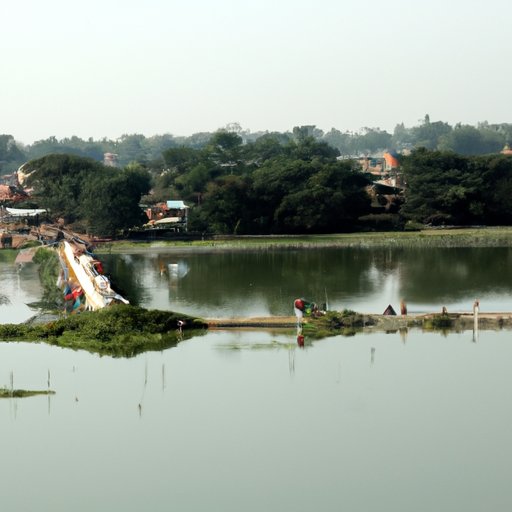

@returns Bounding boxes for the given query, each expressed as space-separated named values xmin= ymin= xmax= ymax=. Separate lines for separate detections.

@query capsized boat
xmin=57 ymin=239 xmax=129 ymax=311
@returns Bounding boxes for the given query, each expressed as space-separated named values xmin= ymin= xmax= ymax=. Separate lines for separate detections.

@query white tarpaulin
xmin=5 ymin=208 xmax=47 ymax=217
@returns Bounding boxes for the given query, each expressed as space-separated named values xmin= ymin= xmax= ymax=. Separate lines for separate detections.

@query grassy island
xmin=0 ymin=305 xmax=207 ymax=357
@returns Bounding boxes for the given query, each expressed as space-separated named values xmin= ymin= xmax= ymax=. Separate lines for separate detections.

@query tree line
xmin=16 ymin=136 xmax=371 ymax=236
xmin=401 ymin=148 xmax=512 ymax=226
xmin=2 ymin=116 xmax=512 ymax=175
xmin=6 ymin=130 xmax=512 ymax=236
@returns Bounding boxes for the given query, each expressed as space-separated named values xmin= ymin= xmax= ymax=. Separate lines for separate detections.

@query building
xmin=144 ymin=200 xmax=189 ymax=232
xmin=501 ymin=144 xmax=512 ymax=156
xmin=0 ymin=184 xmax=27 ymax=204
xmin=103 ymin=153 xmax=119 ymax=167
xmin=383 ymin=150 xmax=400 ymax=171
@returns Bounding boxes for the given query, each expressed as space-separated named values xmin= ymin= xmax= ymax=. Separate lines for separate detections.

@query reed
xmin=94 ymin=228 xmax=512 ymax=254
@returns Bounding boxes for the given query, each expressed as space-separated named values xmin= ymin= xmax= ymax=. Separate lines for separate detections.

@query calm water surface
xmin=1 ymin=330 xmax=511 ymax=511
xmin=103 ymin=246 xmax=512 ymax=316
xmin=1 ymin=246 xmax=512 ymax=511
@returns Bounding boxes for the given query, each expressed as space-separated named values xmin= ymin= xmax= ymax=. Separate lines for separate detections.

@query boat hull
xmin=58 ymin=240 xmax=128 ymax=311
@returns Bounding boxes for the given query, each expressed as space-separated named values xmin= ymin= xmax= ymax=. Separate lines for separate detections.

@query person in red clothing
xmin=294 ymin=298 xmax=305 ymax=319
xmin=293 ymin=298 xmax=319 ymax=326
xmin=65 ymin=285 xmax=84 ymax=313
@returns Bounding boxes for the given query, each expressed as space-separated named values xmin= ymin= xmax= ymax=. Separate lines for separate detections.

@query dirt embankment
xmin=206 ymin=312 xmax=512 ymax=331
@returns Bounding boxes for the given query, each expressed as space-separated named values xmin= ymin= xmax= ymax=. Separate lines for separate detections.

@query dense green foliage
xmin=0 ymin=305 xmax=207 ymax=357
xmin=22 ymin=154 xmax=151 ymax=235
xmin=4 ymin=115 xmax=512 ymax=234
xmin=159 ymin=134 xmax=371 ymax=234
xmin=2 ymin=116 xmax=512 ymax=175
xmin=401 ymin=148 xmax=512 ymax=225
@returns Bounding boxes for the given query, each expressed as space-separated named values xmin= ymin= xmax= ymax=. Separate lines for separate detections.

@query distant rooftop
xmin=166 ymin=200 xmax=189 ymax=209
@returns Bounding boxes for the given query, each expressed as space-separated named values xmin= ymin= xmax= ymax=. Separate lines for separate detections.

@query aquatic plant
xmin=0 ymin=388 xmax=55 ymax=398
xmin=422 ymin=314 xmax=454 ymax=330
xmin=304 ymin=310 xmax=374 ymax=338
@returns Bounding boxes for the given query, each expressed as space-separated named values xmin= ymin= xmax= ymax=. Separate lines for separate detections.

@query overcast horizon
xmin=2 ymin=0 xmax=511 ymax=145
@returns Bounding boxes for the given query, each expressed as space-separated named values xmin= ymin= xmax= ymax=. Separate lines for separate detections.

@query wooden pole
xmin=473 ymin=299 xmax=479 ymax=342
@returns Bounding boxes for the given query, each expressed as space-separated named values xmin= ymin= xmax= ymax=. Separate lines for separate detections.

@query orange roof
xmin=383 ymin=152 xmax=399 ymax=168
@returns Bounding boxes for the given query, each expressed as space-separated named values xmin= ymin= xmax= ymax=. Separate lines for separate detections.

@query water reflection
xmin=101 ymin=246 xmax=512 ymax=318
xmin=0 ymin=256 xmax=43 ymax=323
xmin=2 ymin=330 xmax=512 ymax=512
xmin=2 ymin=246 xmax=512 ymax=512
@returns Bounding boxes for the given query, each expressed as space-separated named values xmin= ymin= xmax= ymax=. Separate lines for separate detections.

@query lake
xmin=102 ymin=246 xmax=512 ymax=316
xmin=1 ymin=246 xmax=512 ymax=511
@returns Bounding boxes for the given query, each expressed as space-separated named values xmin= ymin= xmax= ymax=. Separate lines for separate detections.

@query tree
xmin=438 ymin=125 xmax=504 ymax=155
xmin=391 ymin=123 xmax=414 ymax=150
xmin=322 ymin=128 xmax=353 ymax=156
xmin=410 ymin=116 xmax=452 ymax=149
xmin=162 ymin=146 xmax=200 ymax=173
xmin=292 ymin=125 xmax=324 ymax=142
xmin=289 ymin=136 xmax=340 ymax=161
xmin=0 ymin=134 xmax=26 ymax=173
xmin=115 ymin=134 xmax=149 ymax=166
xmin=273 ymin=162 xmax=370 ymax=233
xmin=356 ymin=128 xmax=393 ymax=154
xmin=400 ymin=148 xmax=496 ymax=225
xmin=196 ymin=175 xmax=252 ymax=234
xmin=207 ymin=130 xmax=244 ymax=168
xmin=23 ymin=153 xmax=151 ymax=234
xmin=23 ymin=154 xmax=107 ymax=222
xmin=252 ymin=153 xmax=370 ymax=234
xmin=80 ymin=167 xmax=151 ymax=236
xmin=244 ymin=134 xmax=289 ymax=162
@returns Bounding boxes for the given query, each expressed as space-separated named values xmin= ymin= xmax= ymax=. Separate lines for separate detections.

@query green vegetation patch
xmin=0 ymin=388 xmax=55 ymax=399
xmin=33 ymin=247 xmax=62 ymax=306
xmin=0 ymin=305 xmax=207 ymax=357
xmin=423 ymin=314 xmax=454 ymax=330
xmin=304 ymin=310 xmax=374 ymax=338
xmin=96 ymin=228 xmax=512 ymax=254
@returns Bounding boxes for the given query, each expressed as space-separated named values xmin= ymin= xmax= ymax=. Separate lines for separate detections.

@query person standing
xmin=294 ymin=298 xmax=305 ymax=324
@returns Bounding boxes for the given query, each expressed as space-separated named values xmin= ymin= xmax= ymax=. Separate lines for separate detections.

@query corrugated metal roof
xmin=166 ymin=200 xmax=188 ymax=209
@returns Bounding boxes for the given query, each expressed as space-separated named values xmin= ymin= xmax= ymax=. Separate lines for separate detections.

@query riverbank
xmin=3 ymin=230 xmax=512 ymax=356
xmin=5 ymin=309 xmax=509 ymax=358
xmin=93 ymin=227 xmax=512 ymax=253
xmin=4 ymin=226 xmax=512 ymax=254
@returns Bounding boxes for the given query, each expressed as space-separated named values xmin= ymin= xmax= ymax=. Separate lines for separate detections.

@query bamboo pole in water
xmin=473 ymin=299 xmax=479 ymax=342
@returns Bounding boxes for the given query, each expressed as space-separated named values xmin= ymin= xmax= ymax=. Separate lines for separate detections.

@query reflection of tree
xmin=100 ymin=254 xmax=145 ymax=306
xmin=398 ymin=247 xmax=512 ymax=302
xmin=104 ymin=249 xmax=384 ymax=315
xmin=101 ymin=247 xmax=512 ymax=315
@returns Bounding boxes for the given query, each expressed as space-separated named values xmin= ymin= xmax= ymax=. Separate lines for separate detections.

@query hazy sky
xmin=2 ymin=0 xmax=511 ymax=144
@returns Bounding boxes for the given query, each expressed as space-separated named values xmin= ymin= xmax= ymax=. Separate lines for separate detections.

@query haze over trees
xmin=2 ymin=116 xmax=512 ymax=176
xmin=3 ymin=116 xmax=512 ymax=236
